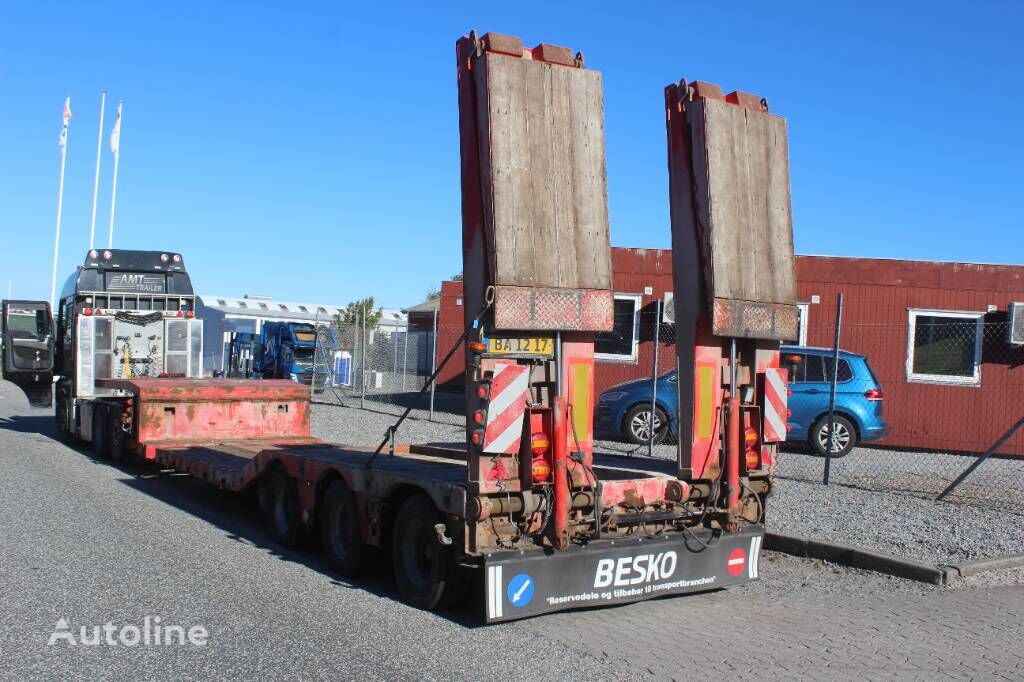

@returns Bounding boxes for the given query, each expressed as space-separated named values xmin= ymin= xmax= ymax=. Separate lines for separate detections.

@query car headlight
xmin=599 ymin=391 xmax=627 ymax=403
xmin=288 ymin=373 xmax=299 ymax=381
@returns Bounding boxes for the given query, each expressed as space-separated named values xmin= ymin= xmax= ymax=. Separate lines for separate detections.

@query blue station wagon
xmin=596 ymin=346 xmax=889 ymax=456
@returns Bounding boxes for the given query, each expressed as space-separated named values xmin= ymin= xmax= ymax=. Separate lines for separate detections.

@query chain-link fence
xmin=776 ymin=294 xmax=1024 ymax=514
xmin=310 ymin=311 xmax=464 ymax=425
xmin=306 ymin=298 xmax=1023 ymax=513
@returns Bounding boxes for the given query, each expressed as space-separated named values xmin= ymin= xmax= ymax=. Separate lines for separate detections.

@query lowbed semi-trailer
xmin=0 ymin=30 xmax=797 ymax=623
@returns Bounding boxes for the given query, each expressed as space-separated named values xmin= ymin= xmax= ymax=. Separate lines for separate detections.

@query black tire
xmin=320 ymin=479 xmax=369 ymax=577
xmin=391 ymin=494 xmax=461 ymax=611
xmin=810 ymin=414 xmax=857 ymax=458
xmin=55 ymin=389 xmax=74 ymax=441
xmin=261 ymin=467 xmax=302 ymax=547
xmin=109 ymin=407 xmax=129 ymax=462
xmin=622 ymin=404 xmax=669 ymax=445
xmin=91 ymin=406 xmax=110 ymax=459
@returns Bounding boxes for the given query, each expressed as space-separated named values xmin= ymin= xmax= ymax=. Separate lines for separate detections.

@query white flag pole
xmin=88 ymin=91 xmax=106 ymax=250
xmin=107 ymin=100 xmax=122 ymax=248
xmin=51 ymin=96 xmax=72 ymax=309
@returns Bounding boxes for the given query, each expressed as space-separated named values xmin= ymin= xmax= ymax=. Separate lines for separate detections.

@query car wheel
xmin=623 ymin=404 xmax=668 ymax=445
xmin=811 ymin=415 xmax=856 ymax=458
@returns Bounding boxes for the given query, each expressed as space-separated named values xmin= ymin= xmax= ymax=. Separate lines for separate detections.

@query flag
xmin=110 ymin=101 xmax=122 ymax=154
xmin=59 ymin=97 xmax=72 ymax=148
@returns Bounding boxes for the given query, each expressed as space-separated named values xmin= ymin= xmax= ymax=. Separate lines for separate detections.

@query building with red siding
xmin=424 ymin=249 xmax=1024 ymax=454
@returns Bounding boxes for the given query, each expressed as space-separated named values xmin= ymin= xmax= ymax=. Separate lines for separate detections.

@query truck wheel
xmin=623 ymin=404 xmax=668 ymax=445
xmin=320 ymin=479 xmax=368 ymax=577
xmin=91 ymin=407 xmax=110 ymax=459
xmin=392 ymin=494 xmax=458 ymax=611
xmin=261 ymin=468 xmax=301 ymax=547
xmin=810 ymin=415 xmax=856 ymax=458
xmin=55 ymin=390 xmax=74 ymax=441
xmin=109 ymin=409 xmax=129 ymax=462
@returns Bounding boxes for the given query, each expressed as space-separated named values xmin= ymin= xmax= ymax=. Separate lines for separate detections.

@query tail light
xmin=864 ymin=388 xmax=884 ymax=401
xmin=82 ymin=308 xmax=93 ymax=316
xmin=470 ymin=429 xmax=484 ymax=445
xmin=476 ymin=382 xmax=490 ymax=400
xmin=473 ymin=410 xmax=485 ymax=425
xmin=185 ymin=310 xmax=195 ymax=319
xmin=530 ymin=432 xmax=552 ymax=483
xmin=176 ymin=310 xmax=184 ymax=318
xmin=744 ymin=427 xmax=761 ymax=470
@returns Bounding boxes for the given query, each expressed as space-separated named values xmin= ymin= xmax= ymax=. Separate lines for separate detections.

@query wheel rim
xmin=273 ymin=483 xmax=290 ymax=534
xmin=326 ymin=505 xmax=349 ymax=561
xmin=398 ymin=519 xmax=434 ymax=591
xmin=630 ymin=410 xmax=661 ymax=441
xmin=818 ymin=421 xmax=850 ymax=452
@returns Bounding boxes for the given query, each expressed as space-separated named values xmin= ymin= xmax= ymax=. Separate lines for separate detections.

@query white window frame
xmin=905 ymin=308 xmax=984 ymax=386
xmin=794 ymin=302 xmax=809 ymax=346
xmin=595 ymin=293 xmax=641 ymax=364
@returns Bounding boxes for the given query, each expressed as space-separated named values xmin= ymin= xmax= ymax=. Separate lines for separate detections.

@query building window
xmin=906 ymin=309 xmax=984 ymax=386
xmin=595 ymin=293 xmax=641 ymax=364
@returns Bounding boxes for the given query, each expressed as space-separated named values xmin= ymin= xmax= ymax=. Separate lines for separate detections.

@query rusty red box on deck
xmin=95 ymin=378 xmax=311 ymax=445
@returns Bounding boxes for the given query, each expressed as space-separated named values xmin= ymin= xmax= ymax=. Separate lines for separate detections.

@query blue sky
xmin=2 ymin=2 xmax=1021 ymax=308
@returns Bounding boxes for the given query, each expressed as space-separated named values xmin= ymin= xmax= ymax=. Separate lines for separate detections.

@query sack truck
xmin=0 ymin=31 xmax=797 ymax=623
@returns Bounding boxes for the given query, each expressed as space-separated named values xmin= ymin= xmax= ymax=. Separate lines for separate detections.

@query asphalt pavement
xmin=1 ymin=380 xmax=1022 ymax=680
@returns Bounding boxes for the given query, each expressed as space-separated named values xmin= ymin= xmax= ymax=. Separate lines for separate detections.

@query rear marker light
xmin=176 ymin=310 xmax=184 ymax=318
xmin=476 ymin=384 xmax=490 ymax=400
xmin=83 ymin=308 xmax=92 ymax=316
xmin=473 ymin=410 xmax=485 ymax=425
xmin=468 ymin=341 xmax=487 ymax=354
xmin=470 ymin=431 xmax=483 ymax=445
xmin=186 ymin=311 xmax=195 ymax=319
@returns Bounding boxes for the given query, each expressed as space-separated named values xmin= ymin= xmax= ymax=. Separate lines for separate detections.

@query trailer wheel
xmin=320 ymin=479 xmax=368 ymax=577
xmin=91 ymin=407 xmax=110 ymax=459
xmin=262 ymin=468 xmax=301 ymax=547
xmin=392 ymin=494 xmax=458 ymax=611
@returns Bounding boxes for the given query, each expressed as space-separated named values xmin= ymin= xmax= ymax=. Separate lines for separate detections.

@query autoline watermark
xmin=48 ymin=617 xmax=209 ymax=647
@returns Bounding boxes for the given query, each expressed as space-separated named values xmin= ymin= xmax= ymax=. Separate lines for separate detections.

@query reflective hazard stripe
xmin=748 ymin=535 xmax=762 ymax=579
xmin=763 ymin=368 xmax=788 ymax=443
xmin=487 ymin=565 xmax=503 ymax=619
xmin=484 ymin=362 xmax=529 ymax=454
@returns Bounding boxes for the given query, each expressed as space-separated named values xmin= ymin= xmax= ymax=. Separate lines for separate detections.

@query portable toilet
xmin=334 ymin=350 xmax=352 ymax=387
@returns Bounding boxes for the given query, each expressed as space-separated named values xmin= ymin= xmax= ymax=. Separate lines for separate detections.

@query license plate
xmin=487 ymin=336 xmax=554 ymax=357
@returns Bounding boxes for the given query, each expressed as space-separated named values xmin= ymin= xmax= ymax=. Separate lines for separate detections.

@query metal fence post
xmin=429 ymin=308 xmax=438 ymax=421
xmin=823 ymin=292 xmax=843 ymax=485
xmin=359 ymin=309 xmax=365 ymax=409
xmin=402 ymin=326 xmax=409 ymax=392
xmin=649 ymin=303 xmax=661 ymax=458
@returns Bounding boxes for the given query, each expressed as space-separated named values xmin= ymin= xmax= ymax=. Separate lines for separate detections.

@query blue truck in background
xmin=228 ymin=321 xmax=318 ymax=384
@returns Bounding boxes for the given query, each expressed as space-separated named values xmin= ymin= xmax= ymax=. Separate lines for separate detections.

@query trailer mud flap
xmin=483 ymin=525 xmax=764 ymax=623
